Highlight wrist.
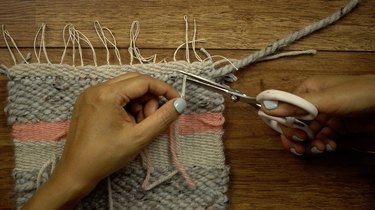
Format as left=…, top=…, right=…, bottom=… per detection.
left=51, top=165, right=99, bottom=202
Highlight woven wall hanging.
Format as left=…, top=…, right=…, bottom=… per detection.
left=0, top=0, right=359, bottom=209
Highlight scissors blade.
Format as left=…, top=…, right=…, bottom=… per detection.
left=178, top=70, right=259, bottom=107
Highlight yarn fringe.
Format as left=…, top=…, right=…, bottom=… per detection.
left=1, top=0, right=360, bottom=78
left=1, top=16, right=237, bottom=70
left=1, top=10, right=338, bottom=75
left=0, top=64, right=10, bottom=78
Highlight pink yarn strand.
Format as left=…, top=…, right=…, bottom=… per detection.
left=169, top=121, right=195, bottom=188
left=141, top=149, right=153, bottom=190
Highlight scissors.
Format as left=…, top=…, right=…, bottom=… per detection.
left=178, top=70, right=318, bottom=140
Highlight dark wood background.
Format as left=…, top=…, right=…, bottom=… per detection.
left=1, top=0, right=374, bottom=209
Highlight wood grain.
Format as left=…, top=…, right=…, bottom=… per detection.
left=1, top=0, right=375, bottom=209
left=0, top=0, right=374, bottom=50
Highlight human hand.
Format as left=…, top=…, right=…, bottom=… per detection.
left=22, top=73, right=186, bottom=209
left=260, top=75, right=375, bottom=156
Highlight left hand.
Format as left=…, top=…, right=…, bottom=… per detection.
left=22, top=72, right=185, bottom=209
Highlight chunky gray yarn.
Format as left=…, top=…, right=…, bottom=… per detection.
left=14, top=165, right=229, bottom=210
left=8, top=60, right=229, bottom=209
left=5, top=62, right=224, bottom=124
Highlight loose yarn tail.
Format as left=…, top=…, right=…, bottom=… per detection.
left=140, top=75, right=195, bottom=190
left=0, top=64, right=10, bottom=78
left=94, top=21, right=122, bottom=65
left=140, top=148, right=153, bottom=190
left=140, top=121, right=195, bottom=191
left=33, top=23, right=51, bottom=64
left=169, top=120, right=195, bottom=188
left=107, top=177, right=114, bottom=210
left=128, top=21, right=157, bottom=64
left=2, top=25, right=29, bottom=65
left=36, top=154, right=57, bottom=188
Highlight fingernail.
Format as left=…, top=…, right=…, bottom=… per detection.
left=326, top=144, right=334, bottom=152
left=173, top=98, right=187, bottom=114
left=263, top=100, right=278, bottom=110
left=292, top=135, right=305, bottom=142
left=289, top=148, right=303, bottom=156
left=311, top=146, right=323, bottom=154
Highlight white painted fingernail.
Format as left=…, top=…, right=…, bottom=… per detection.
left=263, top=100, right=278, bottom=110
left=173, top=98, right=187, bottom=114
left=326, top=144, right=334, bottom=152
left=292, top=135, right=305, bottom=142
left=311, top=146, right=323, bottom=154
left=289, top=148, right=303, bottom=156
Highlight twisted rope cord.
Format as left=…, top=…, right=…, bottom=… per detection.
left=214, top=0, right=360, bottom=77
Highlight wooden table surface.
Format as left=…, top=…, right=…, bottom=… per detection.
left=1, top=0, right=375, bottom=209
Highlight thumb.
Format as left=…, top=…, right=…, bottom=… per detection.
left=134, top=98, right=186, bottom=143
left=260, top=100, right=308, bottom=118
left=258, top=90, right=317, bottom=119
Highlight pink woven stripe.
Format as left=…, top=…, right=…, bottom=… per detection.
left=12, top=121, right=70, bottom=141
left=178, top=112, right=224, bottom=135
left=12, top=112, right=224, bottom=141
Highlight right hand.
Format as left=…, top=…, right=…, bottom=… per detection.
left=260, top=74, right=375, bottom=156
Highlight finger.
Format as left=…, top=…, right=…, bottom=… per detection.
left=111, top=76, right=179, bottom=105
left=143, top=98, right=160, bottom=118
left=260, top=101, right=309, bottom=118
left=279, top=124, right=307, bottom=142
left=125, top=101, right=143, bottom=115
left=136, top=109, right=145, bottom=123
left=132, top=98, right=186, bottom=147
left=325, top=139, right=337, bottom=152
left=305, top=138, right=326, bottom=155
left=128, top=114, right=137, bottom=124
left=306, top=113, right=330, bottom=135
left=124, top=95, right=159, bottom=115
left=128, top=98, right=160, bottom=121
left=259, top=91, right=328, bottom=118
left=302, top=116, right=338, bottom=154
left=280, top=134, right=305, bottom=156
left=305, top=131, right=337, bottom=155
left=317, top=127, right=338, bottom=147
left=325, top=118, right=346, bottom=136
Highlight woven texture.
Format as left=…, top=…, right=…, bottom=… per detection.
left=3, top=1, right=360, bottom=208
left=8, top=61, right=229, bottom=209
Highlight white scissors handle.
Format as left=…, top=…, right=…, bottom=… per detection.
left=256, top=89, right=318, bottom=139
left=177, top=71, right=319, bottom=139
